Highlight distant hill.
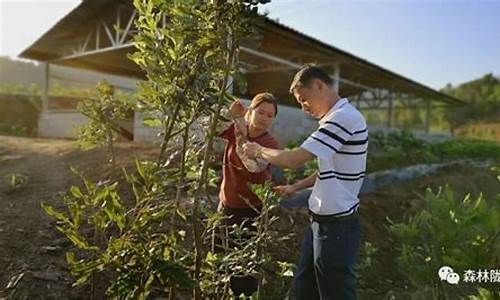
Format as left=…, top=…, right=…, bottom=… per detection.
left=0, top=56, right=44, bottom=86
left=442, top=73, right=500, bottom=104
left=441, top=74, right=500, bottom=141
left=441, top=74, right=500, bottom=123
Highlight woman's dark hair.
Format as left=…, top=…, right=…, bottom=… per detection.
left=250, top=92, right=278, bottom=116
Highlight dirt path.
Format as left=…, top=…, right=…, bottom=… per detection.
left=0, top=137, right=83, bottom=298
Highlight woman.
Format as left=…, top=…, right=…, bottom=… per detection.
left=217, top=92, right=281, bottom=297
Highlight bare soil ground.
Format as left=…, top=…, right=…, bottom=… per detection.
left=0, top=135, right=498, bottom=299
left=0, top=136, right=156, bottom=299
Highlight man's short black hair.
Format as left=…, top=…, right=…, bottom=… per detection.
left=289, top=64, right=333, bottom=94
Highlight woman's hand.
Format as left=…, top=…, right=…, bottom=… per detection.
left=229, top=99, right=247, bottom=119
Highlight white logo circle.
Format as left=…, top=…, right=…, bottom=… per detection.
left=446, top=272, right=460, bottom=284
left=438, top=266, right=453, bottom=281
left=438, top=266, right=460, bottom=284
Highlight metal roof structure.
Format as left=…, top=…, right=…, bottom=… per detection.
left=20, top=0, right=463, bottom=112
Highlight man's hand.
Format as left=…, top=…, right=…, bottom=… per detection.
left=242, top=142, right=262, bottom=159
left=229, top=99, right=247, bottom=119
left=273, top=184, right=297, bottom=197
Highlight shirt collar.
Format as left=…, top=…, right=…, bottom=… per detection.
left=246, top=124, right=269, bottom=140
left=319, top=98, right=348, bottom=125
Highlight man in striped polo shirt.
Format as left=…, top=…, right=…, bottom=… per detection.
left=242, top=65, right=367, bottom=299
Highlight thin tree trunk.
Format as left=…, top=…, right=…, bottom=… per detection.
left=256, top=190, right=270, bottom=299
left=192, top=43, right=236, bottom=299
left=158, top=102, right=181, bottom=164
left=168, top=124, right=190, bottom=300
left=106, top=125, right=116, bottom=178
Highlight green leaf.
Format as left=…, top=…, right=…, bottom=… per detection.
left=42, top=203, right=69, bottom=223
left=70, top=186, right=83, bottom=198
left=205, top=251, right=217, bottom=267
left=143, top=118, right=162, bottom=127
left=58, top=226, right=98, bottom=251
left=66, top=252, right=76, bottom=265
left=167, top=48, right=177, bottom=60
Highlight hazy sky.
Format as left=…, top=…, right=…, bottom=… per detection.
left=1, top=0, right=499, bottom=89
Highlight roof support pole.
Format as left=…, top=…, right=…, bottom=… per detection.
left=96, top=24, right=100, bottom=49
left=38, top=62, right=50, bottom=137
left=120, top=10, right=137, bottom=44
left=42, top=62, right=50, bottom=112
left=332, top=64, right=340, bottom=93
left=115, top=7, right=121, bottom=43
left=387, top=93, right=394, bottom=128
left=102, top=20, right=116, bottom=46
left=424, top=99, right=431, bottom=133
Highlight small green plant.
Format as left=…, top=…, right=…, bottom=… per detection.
left=201, top=182, right=290, bottom=299
left=429, top=139, right=500, bottom=162
left=201, top=182, right=292, bottom=299
left=356, top=241, right=379, bottom=294
left=42, top=164, right=192, bottom=299
left=77, top=80, right=133, bottom=177
left=368, top=131, right=500, bottom=172
left=368, top=130, right=437, bottom=171
left=250, top=182, right=291, bottom=298
left=389, top=183, right=500, bottom=298
left=358, top=241, right=379, bottom=271
left=0, top=123, right=28, bottom=136
left=468, top=287, right=500, bottom=300
left=5, top=173, right=29, bottom=189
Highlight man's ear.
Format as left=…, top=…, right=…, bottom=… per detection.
left=314, top=78, right=324, bottom=92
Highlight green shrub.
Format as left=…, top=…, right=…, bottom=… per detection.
left=368, top=131, right=500, bottom=172
left=429, top=139, right=500, bottom=162
left=0, top=123, right=28, bottom=136
left=5, top=173, right=29, bottom=189
left=368, top=131, right=436, bottom=171
left=469, top=287, right=500, bottom=300
left=389, top=183, right=500, bottom=298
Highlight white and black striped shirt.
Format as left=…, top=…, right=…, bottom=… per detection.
left=300, top=98, right=368, bottom=216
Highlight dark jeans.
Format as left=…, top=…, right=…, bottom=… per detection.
left=292, top=215, right=360, bottom=300
left=216, top=205, right=261, bottom=297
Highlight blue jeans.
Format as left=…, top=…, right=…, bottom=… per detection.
left=292, top=215, right=360, bottom=300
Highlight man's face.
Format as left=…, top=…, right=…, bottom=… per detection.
left=293, top=82, right=322, bottom=119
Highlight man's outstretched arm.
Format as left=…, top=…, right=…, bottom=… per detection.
left=242, top=142, right=314, bottom=169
